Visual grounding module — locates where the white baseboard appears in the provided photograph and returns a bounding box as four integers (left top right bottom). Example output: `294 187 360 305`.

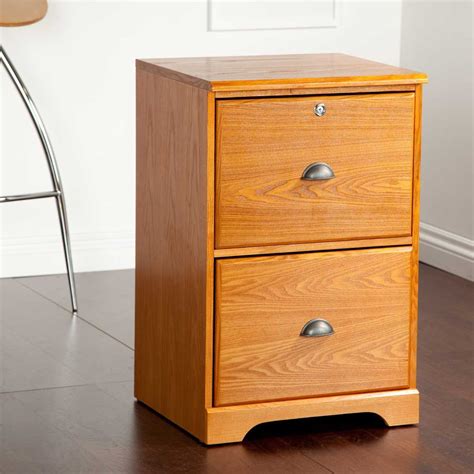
0 231 135 278
419 222 474 281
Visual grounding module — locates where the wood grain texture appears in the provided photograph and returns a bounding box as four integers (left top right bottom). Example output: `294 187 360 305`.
135 69 212 441
204 91 216 407
216 93 415 249
206 389 419 445
409 85 423 388
215 84 416 99
215 247 412 407
214 236 413 258
137 54 427 92
0 0 47 26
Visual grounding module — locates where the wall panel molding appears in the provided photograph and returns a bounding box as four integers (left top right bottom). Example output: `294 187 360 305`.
208 0 339 32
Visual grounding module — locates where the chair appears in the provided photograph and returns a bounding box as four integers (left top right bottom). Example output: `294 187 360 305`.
0 0 78 314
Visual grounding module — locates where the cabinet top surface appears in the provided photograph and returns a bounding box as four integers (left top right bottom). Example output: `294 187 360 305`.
136 53 427 92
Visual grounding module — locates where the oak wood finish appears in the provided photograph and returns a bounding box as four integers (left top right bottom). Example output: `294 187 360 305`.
215 247 411 406
135 68 213 441
216 93 414 248
204 91 216 407
0 0 47 27
135 54 426 445
207 389 420 445
409 84 424 388
137 53 427 92
214 235 412 258
215 83 416 99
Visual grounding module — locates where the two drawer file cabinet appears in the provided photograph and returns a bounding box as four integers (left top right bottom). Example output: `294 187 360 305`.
135 54 427 445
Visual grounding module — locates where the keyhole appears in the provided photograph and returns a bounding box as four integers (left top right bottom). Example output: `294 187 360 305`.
314 103 326 117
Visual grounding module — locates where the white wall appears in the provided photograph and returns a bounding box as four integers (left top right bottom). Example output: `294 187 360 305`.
0 0 405 277
401 0 473 280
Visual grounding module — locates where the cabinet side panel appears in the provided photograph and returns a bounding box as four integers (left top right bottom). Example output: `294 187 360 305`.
135 69 210 440
409 84 423 388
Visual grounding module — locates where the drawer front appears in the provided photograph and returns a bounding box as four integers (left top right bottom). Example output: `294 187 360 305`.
214 247 411 406
216 93 414 249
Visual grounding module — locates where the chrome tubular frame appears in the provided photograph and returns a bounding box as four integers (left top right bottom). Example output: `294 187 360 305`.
0 45 78 315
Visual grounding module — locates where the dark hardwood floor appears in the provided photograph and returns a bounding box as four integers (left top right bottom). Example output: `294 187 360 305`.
0 263 472 473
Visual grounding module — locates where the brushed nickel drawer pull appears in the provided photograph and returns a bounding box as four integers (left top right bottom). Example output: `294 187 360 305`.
301 162 335 181
300 319 334 337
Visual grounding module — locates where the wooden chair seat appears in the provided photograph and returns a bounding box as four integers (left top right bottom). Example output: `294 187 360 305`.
0 0 47 27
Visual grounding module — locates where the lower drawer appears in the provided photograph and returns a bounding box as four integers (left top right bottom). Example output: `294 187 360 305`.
214 247 412 407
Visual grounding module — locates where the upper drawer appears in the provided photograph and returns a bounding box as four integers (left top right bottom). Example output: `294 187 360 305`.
216 93 415 249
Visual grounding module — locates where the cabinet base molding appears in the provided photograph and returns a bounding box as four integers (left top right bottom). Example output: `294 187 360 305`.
205 389 419 445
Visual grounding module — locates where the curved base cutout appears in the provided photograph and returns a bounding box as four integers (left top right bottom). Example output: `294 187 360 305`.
206 389 419 445
243 411 389 442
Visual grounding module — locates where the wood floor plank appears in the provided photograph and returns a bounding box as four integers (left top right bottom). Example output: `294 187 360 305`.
17 270 135 348
0 392 112 473
0 326 88 393
2 382 328 473
0 279 133 391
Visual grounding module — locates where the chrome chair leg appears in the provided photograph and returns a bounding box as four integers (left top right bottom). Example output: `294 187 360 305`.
55 191 78 314
0 45 78 315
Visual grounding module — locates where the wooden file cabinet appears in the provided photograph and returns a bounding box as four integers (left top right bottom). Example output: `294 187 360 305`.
135 54 427 445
